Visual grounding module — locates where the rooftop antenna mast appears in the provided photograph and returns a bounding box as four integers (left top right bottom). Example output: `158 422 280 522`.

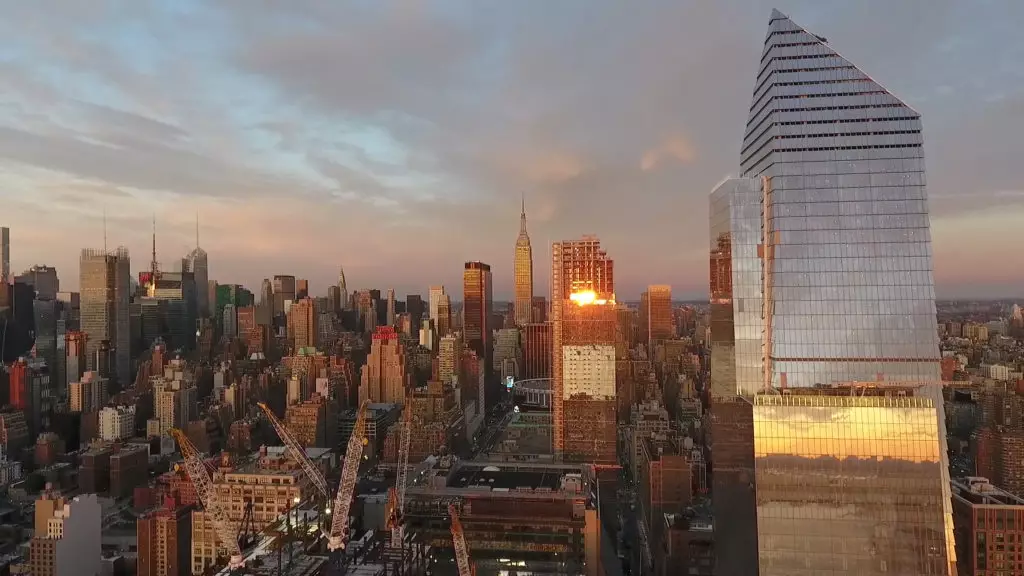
102 208 108 253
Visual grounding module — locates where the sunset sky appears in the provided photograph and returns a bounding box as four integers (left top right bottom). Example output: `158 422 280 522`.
1 0 1022 300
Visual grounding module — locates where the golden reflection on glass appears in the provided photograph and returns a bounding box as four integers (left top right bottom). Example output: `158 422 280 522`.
753 395 955 575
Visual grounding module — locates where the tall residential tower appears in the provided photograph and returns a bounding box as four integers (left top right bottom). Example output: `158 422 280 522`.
709 10 954 575
514 198 534 327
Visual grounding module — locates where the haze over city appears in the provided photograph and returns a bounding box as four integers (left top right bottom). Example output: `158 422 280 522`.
1 0 1022 299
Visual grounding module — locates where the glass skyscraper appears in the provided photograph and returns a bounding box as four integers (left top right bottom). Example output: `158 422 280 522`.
709 9 955 575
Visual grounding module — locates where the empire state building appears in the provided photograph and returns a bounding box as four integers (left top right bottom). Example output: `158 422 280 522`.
513 198 533 326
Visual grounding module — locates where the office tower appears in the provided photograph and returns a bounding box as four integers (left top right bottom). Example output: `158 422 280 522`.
522 323 553 379
287 297 318 351
222 303 237 338
419 319 436 351
137 500 192 576
15 265 59 300
65 331 87 388
514 198 534 326
296 278 309 299
185 221 209 318
29 493 101 576
708 10 953 575
337 266 348 310
79 247 130 385
434 294 451 337
327 285 341 313
260 278 273 312
428 286 445 321
640 285 673 349
386 288 396 326
463 262 494 410
551 236 616 463
531 296 548 324
153 271 197 352
406 294 424 334
272 275 296 315
493 327 521 381
359 326 410 404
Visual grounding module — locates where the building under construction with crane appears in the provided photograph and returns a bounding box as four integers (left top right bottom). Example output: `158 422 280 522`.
404 460 603 576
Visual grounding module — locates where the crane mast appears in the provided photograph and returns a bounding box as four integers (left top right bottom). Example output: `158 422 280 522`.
256 402 330 500
328 400 370 551
170 428 245 570
389 404 413 547
449 504 473 576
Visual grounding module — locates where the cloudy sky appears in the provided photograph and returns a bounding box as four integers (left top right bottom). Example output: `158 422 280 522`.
1 0 1022 300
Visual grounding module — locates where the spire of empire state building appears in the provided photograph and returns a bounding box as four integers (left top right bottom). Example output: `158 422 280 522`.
514 194 533 326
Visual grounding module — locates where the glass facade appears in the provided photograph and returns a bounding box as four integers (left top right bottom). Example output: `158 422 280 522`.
754 392 953 575
708 9 956 575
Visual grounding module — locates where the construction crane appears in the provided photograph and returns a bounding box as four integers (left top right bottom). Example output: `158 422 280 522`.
256 402 330 500
448 504 473 576
327 400 370 552
170 428 245 571
388 404 413 547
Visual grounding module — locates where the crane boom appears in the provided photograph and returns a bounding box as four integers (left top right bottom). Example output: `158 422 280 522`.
449 504 473 576
328 400 369 551
170 428 244 570
256 402 329 500
390 405 413 547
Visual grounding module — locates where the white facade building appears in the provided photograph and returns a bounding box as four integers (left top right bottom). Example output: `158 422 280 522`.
99 406 135 441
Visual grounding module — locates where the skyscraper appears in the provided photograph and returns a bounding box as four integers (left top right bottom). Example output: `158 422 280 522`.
551 236 616 463
386 288 396 326
287 297 317 351
15 265 59 300
359 326 410 404
186 218 209 318
708 10 953 575
79 248 130 386
463 262 493 410
337 266 348 310
428 286 445 322
639 285 673 349
514 198 534 327
0 227 9 284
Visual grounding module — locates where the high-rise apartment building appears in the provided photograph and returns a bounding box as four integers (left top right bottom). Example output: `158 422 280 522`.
0 227 8 283
640 285 673 348
551 236 616 463
80 248 130 385
514 200 534 327
69 371 107 414
359 326 410 404
708 10 954 575
438 333 462 388
29 493 101 576
463 262 493 410
137 499 192 576
99 406 135 441
951 477 1024 576
286 297 317 351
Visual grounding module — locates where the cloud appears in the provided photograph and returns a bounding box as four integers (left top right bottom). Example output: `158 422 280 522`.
640 137 697 171
0 0 1022 299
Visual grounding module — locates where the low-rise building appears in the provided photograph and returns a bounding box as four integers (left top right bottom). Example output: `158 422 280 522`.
952 476 1024 576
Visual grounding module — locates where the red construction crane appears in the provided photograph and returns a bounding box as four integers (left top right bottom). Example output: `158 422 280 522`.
170 428 245 571
449 504 473 576
327 400 370 551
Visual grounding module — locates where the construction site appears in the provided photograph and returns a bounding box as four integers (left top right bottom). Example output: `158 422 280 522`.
171 401 439 576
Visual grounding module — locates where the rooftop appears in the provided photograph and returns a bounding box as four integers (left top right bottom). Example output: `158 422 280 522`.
447 466 562 491
952 477 1024 506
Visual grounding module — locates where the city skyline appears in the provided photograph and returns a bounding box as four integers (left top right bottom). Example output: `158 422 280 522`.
1 1 1022 299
